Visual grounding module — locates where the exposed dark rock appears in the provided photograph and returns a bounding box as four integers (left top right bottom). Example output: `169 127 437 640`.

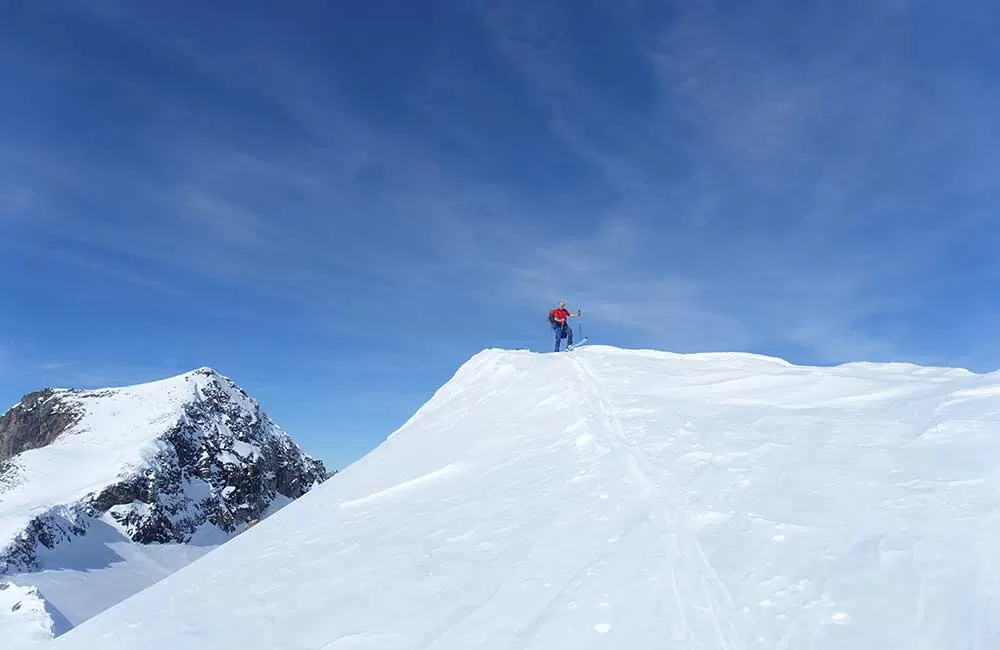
0 506 89 574
0 458 16 487
0 390 82 462
0 369 332 575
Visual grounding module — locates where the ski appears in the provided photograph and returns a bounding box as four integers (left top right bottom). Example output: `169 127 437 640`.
566 337 589 351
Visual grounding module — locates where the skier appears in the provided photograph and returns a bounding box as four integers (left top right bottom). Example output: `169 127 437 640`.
548 301 581 351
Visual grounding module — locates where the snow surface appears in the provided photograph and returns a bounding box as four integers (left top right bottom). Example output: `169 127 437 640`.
0 370 223 547
0 367 308 646
55 346 1000 649
0 581 69 649
3 533 217 650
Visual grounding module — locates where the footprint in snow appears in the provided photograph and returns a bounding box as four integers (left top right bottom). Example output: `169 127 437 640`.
832 612 851 624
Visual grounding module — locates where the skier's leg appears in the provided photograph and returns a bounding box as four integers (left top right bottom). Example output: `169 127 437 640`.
553 324 562 351
567 325 574 347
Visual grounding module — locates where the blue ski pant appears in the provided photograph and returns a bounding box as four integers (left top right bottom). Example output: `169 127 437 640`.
552 322 573 351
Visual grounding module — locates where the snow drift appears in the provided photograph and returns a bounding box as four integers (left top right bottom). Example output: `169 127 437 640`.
55 346 1000 649
0 368 328 646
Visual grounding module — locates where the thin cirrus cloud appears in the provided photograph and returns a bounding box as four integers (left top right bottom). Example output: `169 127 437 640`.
475 0 1000 365
5 0 1000 380
5 1 1000 467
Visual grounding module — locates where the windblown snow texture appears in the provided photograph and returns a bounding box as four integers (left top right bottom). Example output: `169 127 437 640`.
0 580 71 648
56 347 1000 649
0 368 328 645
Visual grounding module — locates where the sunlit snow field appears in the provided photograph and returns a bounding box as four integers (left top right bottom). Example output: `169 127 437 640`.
55 346 1000 649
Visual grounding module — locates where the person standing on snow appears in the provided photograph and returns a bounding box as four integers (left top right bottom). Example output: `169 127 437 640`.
548 301 581 351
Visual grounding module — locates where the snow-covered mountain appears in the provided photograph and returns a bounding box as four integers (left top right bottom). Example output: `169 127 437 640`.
53 346 1000 649
0 367 329 646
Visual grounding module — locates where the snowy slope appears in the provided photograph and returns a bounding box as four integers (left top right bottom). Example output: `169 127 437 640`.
0 581 71 648
1 370 221 548
55 346 1000 649
0 368 327 646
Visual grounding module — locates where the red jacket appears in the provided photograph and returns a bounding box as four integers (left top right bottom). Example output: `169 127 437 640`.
549 307 570 325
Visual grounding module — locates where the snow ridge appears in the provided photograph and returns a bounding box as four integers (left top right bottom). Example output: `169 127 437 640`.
53 346 1000 649
0 580 71 647
0 367 327 572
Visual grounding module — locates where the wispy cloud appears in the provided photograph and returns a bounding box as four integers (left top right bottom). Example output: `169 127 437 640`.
5 0 1000 373
466 0 1000 364
39 361 78 371
0 183 35 222
24 248 186 297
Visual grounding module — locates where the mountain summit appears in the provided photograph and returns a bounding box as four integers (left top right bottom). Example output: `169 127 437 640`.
0 367 328 646
55 346 1000 649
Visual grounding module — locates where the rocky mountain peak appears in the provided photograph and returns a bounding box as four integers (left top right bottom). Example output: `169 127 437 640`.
0 389 81 463
0 369 332 575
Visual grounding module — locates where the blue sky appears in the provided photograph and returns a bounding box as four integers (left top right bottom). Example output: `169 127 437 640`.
3 1 1000 468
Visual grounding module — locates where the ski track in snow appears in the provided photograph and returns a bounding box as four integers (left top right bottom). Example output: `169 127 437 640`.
570 354 742 649
51 346 1000 649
